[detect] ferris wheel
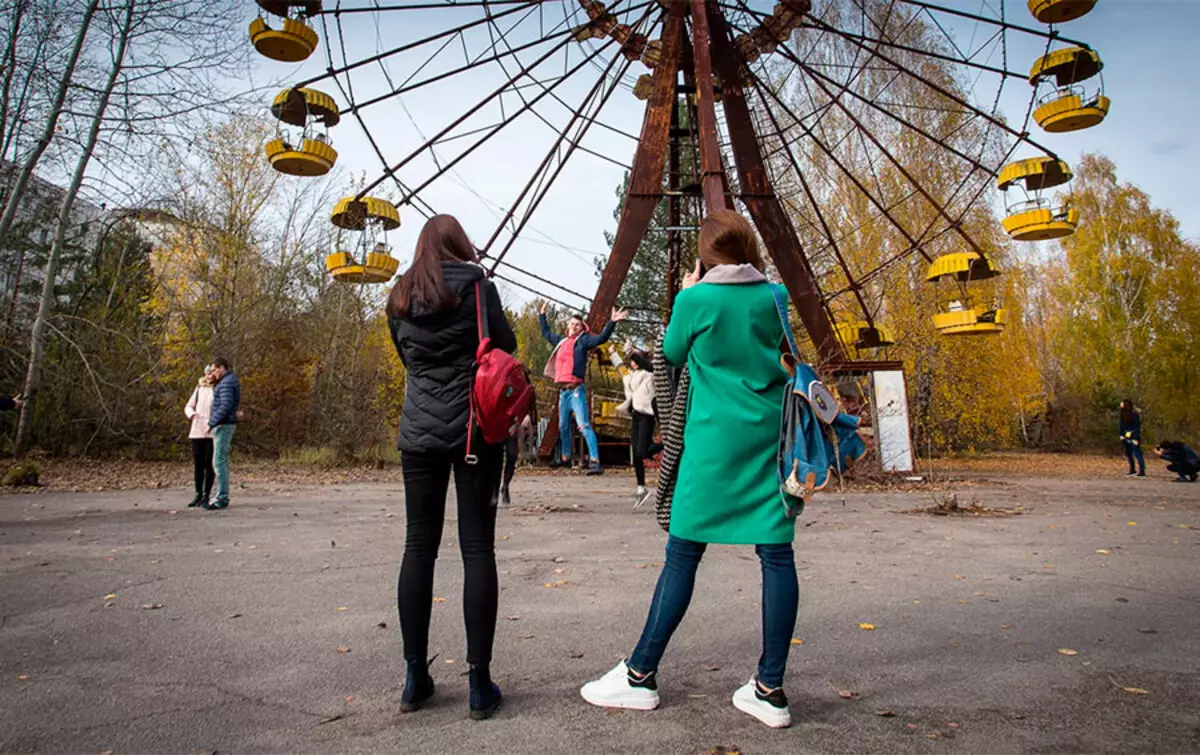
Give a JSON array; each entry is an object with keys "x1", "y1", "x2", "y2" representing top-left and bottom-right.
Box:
[{"x1": 248, "y1": 0, "x2": 1107, "y2": 358}]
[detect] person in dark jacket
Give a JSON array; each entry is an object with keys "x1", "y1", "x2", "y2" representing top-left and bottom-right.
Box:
[
  {"x1": 206, "y1": 357, "x2": 241, "y2": 509},
  {"x1": 1118, "y1": 399, "x2": 1145, "y2": 478},
  {"x1": 538, "y1": 302, "x2": 626, "y2": 474},
  {"x1": 1153, "y1": 440, "x2": 1200, "y2": 482},
  {"x1": 386, "y1": 214, "x2": 517, "y2": 721}
]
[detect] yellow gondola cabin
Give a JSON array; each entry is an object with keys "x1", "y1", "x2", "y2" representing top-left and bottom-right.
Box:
[
  {"x1": 327, "y1": 197, "x2": 402, "y2": 284},
  {"x1": 1030, "y1": 46, "x2": 1110, "y2": 133},
  {"x1": 249, "y1": 0, "x2": 321, "y2": 62},
  {"x1": 997, "y1": 157, "x2": 1078, "y2": 241},
  {"x1": 266, "y1": 88, "x2": 339, "y2": 177}
]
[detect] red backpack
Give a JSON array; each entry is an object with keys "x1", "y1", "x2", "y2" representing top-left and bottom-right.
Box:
[{"x1": 467, "y1": 280, "x2": 534, "y2": 461}]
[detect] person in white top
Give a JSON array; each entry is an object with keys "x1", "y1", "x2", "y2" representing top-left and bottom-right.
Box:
[
  {"x1": 184, "y1": 366, "x2": 217, "y2": 508},
  {"x1": 616, "y1": 351, "x2": 661, "y2": 508}
]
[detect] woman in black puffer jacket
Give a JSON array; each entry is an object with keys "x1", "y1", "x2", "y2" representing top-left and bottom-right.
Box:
[{"x1": 386, "y1": 214, "x2": 517, "y2": 720}]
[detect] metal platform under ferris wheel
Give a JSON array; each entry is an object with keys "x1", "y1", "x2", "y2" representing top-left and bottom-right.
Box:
[{"x1": 534, "y1": 0, "x2": 906, "y2": 468}]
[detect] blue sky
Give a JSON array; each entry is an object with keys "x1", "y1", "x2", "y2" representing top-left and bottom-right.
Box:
[{"x1": 249, "y1": 1, "x2": 1198, "y2": 309}]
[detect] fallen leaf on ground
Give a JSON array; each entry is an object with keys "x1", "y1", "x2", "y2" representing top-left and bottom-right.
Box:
[
  {"x1": 319, "y1": 714, "x2": 343, "y2": 725},
  {"x1": 1001, "y1": 624, "x2": 1013, "y2": 630},
  {"x1": 553, "y1": 568, "x2": 566, "y2": 575},
  {"x1": 1126, "y1": 521, "x2": 1136, "y2": 526},
  {"x1": 103, "y1": 593, "x2": 117, "y2": 600},
  {"x1": 543, "y1": 580, "x2": 566, "y2": 588},
  {"x1": 375, "y1": 622, "x2": 387, "y2": 629},
  {"x1": 17, "y1": 675, "x2": 28, "y2": 681},
  {"x1": 568, "y1": 652, "x2": 584, "y2": 659},
  {"x1": 505, "y1": 615, "x2": 520, "y2": 621},
  {"x1": 876, "y1": 709, "x2": 895, "y2": 717},
  {"x1": 706, "y1": 665, "x2": 721, "y2": 672},
  {"x1": 344, "y1": 696, "x2": 355, "y2": 702},
  {"x1": 1057, "y1": 648, "x2": 1078, "y2": 656},
  {"x1": 858, "y1": 623, "x2": 876, "y2": 631},
  {"x1": 519, "y1": 634, "x2": 536, "y2": 640},
  {"x1": 1095, "y1": 549, "x2": 1110, "y2": 555},
  {"x1": 140, "y1": 603, "x2": 163, "y2": 610},
  {"x1": 229, "y1": 613, "x2": 243, "y2": 619},
  {"x1": 953, "y1": 574, "x2": 965, "y2": 581},
  {"x1": 336, "y1": 607, "x2": 348, "y2": 612},
  {"x1": 336, "y1": 646, "x2": 351, "y2": 654},
  {"x1": 790, "y1": 638, "x2": 804, "y2": 645},
  {"x1": 837, "y1": 690, "x2": 860, "y2": 700},
  {"x1": 1121, "y1": 687, "x2": 1149, "y2": 695},
  {"x1": 432, "y1": 597, "x2": 446, "y2": 603},
  {"x1": 1138, "y1": 627, "x2": 1157, "y2": 634}
]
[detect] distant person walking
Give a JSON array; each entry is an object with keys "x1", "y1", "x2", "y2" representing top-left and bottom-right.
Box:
[
  {"x1": 580, "y1": 210, "x2": 803, "y2": 729},
  {"x1": 1119, "y1": 399, "x2": 1145, "y2": 478},
  {"x1": 206, "y1": 357, "x2": 241, "y2": 509},
  {"x1": 538, "y1": 302, "x2": 626, "y2": 474},
  {"x1": 617, "y1": 351, "x2": 661, "y2": 508},
  {"x1": 386, "y1": 214, "x2": 518, "y2": 720},
  {"x1": 184, "y1": 366, "x2": 217, "y2": 508}
]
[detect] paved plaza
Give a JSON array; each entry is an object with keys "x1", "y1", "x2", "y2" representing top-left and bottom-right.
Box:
[{"x1": 1, "y1": 469, "x2": 1197, "y2": 753}]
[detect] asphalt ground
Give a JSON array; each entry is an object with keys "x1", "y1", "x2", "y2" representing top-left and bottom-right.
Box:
[{"x1": 1, "y1": 469, "x2": 1197, "y2": 754}]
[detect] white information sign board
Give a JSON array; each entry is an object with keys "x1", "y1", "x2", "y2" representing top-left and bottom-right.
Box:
[{"x1": 872, "y1": 370, "x2": 913, "y2": 473}]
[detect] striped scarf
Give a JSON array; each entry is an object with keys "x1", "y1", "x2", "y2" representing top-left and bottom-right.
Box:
[{"x1": 652, "y1": 342, "x2": 689, "y2": 533}]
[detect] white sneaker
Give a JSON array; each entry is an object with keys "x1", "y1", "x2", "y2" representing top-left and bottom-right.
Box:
[
  {"x1": 633, "y1": 487, "x2": 653, "y2": 510},
  {"x1": 732, "y1": 678, "x2": 791, "y2": 728},
  {"x1": 581, "y1": 660, "x2": 660, "y2": 711}
]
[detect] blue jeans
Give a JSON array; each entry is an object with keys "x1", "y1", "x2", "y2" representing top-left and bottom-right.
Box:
[
  {"x1": 558, "y1": 385, "x2": 600, "y2": 463},
  {"x1": 212, "y1": 424, "x2": 236, "y2": 502},
  {"x1": 1124, "y1": 441, "x2": 1145, "y2": 474},
  {"x1": 628, "y1": 535, "x2": 799, "y2": 689}
]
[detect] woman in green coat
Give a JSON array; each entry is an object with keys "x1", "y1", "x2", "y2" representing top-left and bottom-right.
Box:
[{"x1": 581, "y1": 210, "x2": 799, "y2": 729}]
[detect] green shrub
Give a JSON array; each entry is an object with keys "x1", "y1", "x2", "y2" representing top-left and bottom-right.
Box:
[{"x1": 3, "y1": 461, "x2": 40, "y2": 487}]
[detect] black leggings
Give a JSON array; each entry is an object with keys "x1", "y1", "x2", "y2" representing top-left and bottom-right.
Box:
[
  {"x1": 191, "y1": 438, "x2": 214, "y2": 496},
  {"x1": 631, "y1": 412, "x2": 663, "y2": 488},
  {"x1": 399, "y1": 445, "x2": 502, "y2": 666},
  {"x1": 502, "y1": 436, "x2": 518, "y2": 492}
]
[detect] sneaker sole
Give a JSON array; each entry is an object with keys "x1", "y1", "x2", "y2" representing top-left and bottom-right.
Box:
[
  {"x1": 732, "y1": 689, "x2": 791, "y2": 729},
  {"x1": 580, "y1": 687, "x2": 659, "y2": 711}
]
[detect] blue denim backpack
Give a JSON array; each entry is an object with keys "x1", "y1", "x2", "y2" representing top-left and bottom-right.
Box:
[{"x1": 770, "y1": 285, "x2": 867, "y2": 518}]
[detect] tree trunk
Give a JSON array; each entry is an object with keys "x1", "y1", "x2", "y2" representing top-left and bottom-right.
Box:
[
  {"x1": 0, "y1": 0, "x2": 29, "y2": 161},
  {"x1": 0, "y1": 0, "x2": 99, "y2": 251},
  {"x1": 14, "y1": 0, "x2": 134, "y2": 455}
]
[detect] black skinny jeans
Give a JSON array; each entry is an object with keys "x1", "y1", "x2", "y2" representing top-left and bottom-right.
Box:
[
  {"x1": 631, "y1": 412, "x2": 662, "y2": 488},
  {"x1": 191, "y1": 438, "x2": 214, "y2": 496},
  {"x1": 399, "y1": 445, "x2": 502, "y2": 667}
]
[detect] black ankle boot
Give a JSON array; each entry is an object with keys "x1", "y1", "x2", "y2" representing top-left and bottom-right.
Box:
[
  {"x1": 400, "y1": 659, "x2": 436, "y2": 713},
  {"x1": 468, "y1": 665, "x2": 502, "y2": 720},
  {"x1": 187, "y1": 492, "x2": 204, "y2": 508}
]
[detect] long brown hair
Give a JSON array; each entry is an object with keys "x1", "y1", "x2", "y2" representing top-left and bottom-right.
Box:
[
  {"x1": 698, "y1": 209, "x2": 763, "y2": 271},
  {"x1": 1119, "y1": 399, "x2": 1135, "y2": 425},
  {"x1": 387, "y1": 214, "x2": 479, "y2": 318}
]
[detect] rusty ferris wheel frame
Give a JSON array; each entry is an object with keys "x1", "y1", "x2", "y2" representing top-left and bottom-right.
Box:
[{"x1": 285, "y1": 0, "x2": 1085, "y2": 456}]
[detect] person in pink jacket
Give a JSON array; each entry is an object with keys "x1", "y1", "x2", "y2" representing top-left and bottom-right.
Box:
[{"x1": 184, "y1": 366, "x2": 217, "y2": 508}]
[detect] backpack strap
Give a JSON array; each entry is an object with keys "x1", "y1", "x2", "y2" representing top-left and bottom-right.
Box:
[
  {"x1": 466, "y1": 280, "x2": 487, "y2": 465},
  {"x1": 770, "y1": 284, "x2": 799, "y2": 375}
]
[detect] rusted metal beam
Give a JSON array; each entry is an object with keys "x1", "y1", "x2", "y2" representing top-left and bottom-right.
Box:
[
  {"x1": 537, "y1": 0, "x2": 686, "y2": 462},
  {"x1": 688, "y1": 0, "x2": 727, "y2": 214},
  {"x1": 666, "y1": 94, "x2": 682, "y2": 318},
  {"x1": 702, "y1": 1, "x2": 846, "y2": 365}
]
